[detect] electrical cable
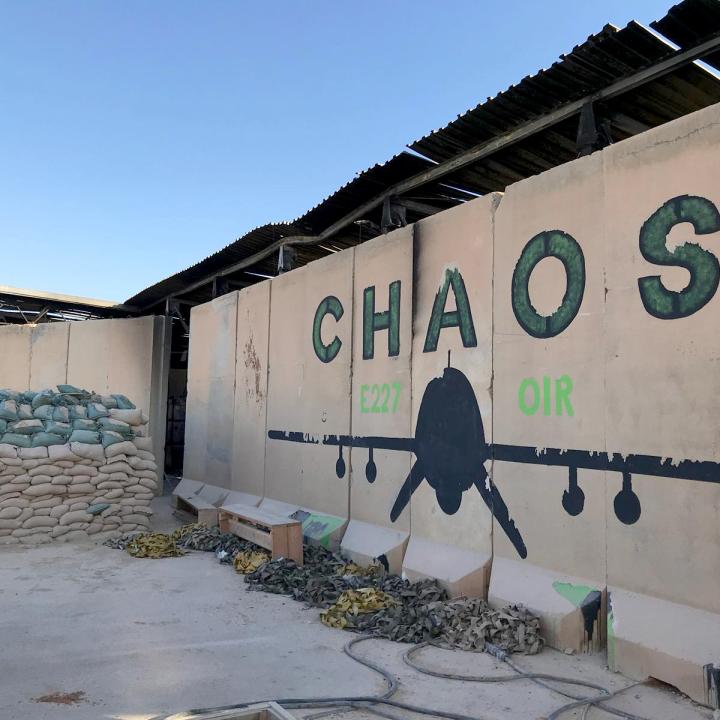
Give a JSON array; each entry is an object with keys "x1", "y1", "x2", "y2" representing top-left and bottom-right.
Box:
[
  {"x1": 405, "y1": 642, "x2": 650, "y2": 720},
  {"x1": 150, "y1": 636, "x2": 656, "y2": 720},
  {"x1": 547, "y1": 681, "x2": 646, "y2": 720},
  {"x1": 150, "y1": 636, "x2": 490, "y2": 720}
]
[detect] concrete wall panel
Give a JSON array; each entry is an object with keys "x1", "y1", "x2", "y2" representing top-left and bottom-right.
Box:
[
  {"x1": 490, "y1": 152, "x2": 607, "y2": 651},
  {"x1": 231, "y1": 281, "x2": 271, "y2": 504},
  {"x1": 183, "y1": 293, "x2": 238, "y2": 490},
  {"x1": 341, "y1": 227, "x2": 413, "y2": 572},
  {"x1": 601, "y1": 106, "x2": 720, "y2": 699},
  {"x1": 29, "y1": 323, "x2": 69, "y2": 389},
  {"x1": 0, "y1": 326, "x2": 31, "y2": 389},
  {"x1": 405, "y1": 195, "x2": 499, "y2": 596},
  {"x1": 263, "y1": 249, "x2": 354, "y2": 546}
]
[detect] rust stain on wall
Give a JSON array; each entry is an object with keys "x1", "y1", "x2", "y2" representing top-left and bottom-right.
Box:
[{"x1": 243, "y1": 336, "x2": 263, "y2": 403}]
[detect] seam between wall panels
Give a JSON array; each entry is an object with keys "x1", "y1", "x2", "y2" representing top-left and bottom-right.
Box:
[
  {"x1": 346, "y1": 248, "x2": 356, "y2": 521},
  {"x1": 261, "y1": 281, "x2": 272, "y2": 504},
  {"x1": 27, "y1": 327, "x2": 32, "y2": 391},
  {"x1": 408, "y1": 224, "x2": 415, "y2": 539},
  {"x1": 231, "y1": 295, "x2": 239, "y2": 492},
  {"x1": 489, "y1": 192, "x2": 503, "y2": 571},
  {"x1": 64, "y1": 323, "x2": 70, "y2": 385}
]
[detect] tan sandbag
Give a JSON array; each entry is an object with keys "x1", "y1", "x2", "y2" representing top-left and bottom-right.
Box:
[
  {"x1": 24, "y1": 484, "x2": 63, "y2": 496},
  {"x1": 21, "y1": 459, "x2": 46, "y2": 470},
  {"x1": 29, "y1": 464, "x2": 62, "y2": 477},
  {"x1": 99, "y1": 461, "x2": 133, "y2": 475},
  {"x1": 70, "y1": 442, "x2": 105, "y2": 461},
  {"x1": 108, "y1": 409, "x2": 144, "y2": 426},
  {"x1": 51, "y1": 475, "x2": 72, "y2": 485},
  {"x1": 133, "y1": 436, "x2": 153, "y2": 452},
  {"x1": 30, "y1": 475, "x2": 53, "y2": 485},
  {"x1": 23, "y1": 516, "x2": 58, "y2": 529},
  {"x1": 66, "y1": 465, "x2": 97, "y2": 476},
  {"x1": 0, "y1": 507, "x2": 22, "y2": 519},
  {"x1": 50, "y1": 505, "x2": 69, "y2": 519},
  {"x1": 0, "y1": 444, "x2": 18, "y2": 459},
  {"x1": 48, "y1": 444, "x2": 81, "y2": 462},
  {"x1": 68, "y1": 483, "x2": 95, "y2": 495},
  {"x1": 0, "y1": 497, "x2": 28, "y2": 509},
  {"x1": 32, "y1": 496, "x2": 62, "y2": 508},
  {"x1": 60, "y1": 510, "x2": 92, "y2": 525},
  {"x1": 18, "y1": 447, "x2": 49, "y2": 460},
  {"x1": 105, "y1": 442, "x2": 138, "y2": 459}
]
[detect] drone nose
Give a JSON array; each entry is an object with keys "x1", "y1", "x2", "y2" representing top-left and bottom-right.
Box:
[{"x1": 436, "y1": 487, "x2": 462, "y2": 515}]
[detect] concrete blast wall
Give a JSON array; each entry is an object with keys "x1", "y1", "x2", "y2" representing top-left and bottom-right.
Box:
[
  {"x1": 183, "y1": 103, "x2": 720, "y2": 703},
  {"x1": 0, "y1": 316, "x2": 170, "y2": 472}
]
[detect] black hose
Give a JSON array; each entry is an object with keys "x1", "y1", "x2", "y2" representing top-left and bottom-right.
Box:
[
  {"x1": 150, "y1": 636, "x2": 654, "y2": 720},
  {"x1": 405, "y1": 641, "x2": 651, "y2": 720}
]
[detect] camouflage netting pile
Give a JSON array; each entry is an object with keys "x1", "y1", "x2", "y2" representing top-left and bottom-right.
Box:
[
  {"x1": 0, "y1": 385, "x2": 158, "y2": 546},
  {"x1": 109, "y1": 523, "x2": 544, "y2": 654}
]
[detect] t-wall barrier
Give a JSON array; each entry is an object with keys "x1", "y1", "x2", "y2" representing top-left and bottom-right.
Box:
[{"x1": 183, "y1": 102, "x2": 720, "y2": 704}]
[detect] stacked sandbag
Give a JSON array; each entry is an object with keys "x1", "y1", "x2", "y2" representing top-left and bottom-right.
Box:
[{"x1": 0, "y1": 385, "x2": 159, "y2": 546}]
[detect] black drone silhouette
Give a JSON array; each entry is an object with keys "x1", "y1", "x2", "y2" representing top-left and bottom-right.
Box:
[{"x1": 268, "y1": 364, "x2": 720, "y2": 559}]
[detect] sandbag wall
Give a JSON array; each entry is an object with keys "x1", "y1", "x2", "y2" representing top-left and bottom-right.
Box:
[
  {"x1": 0, "y1": 316, "x2": 171, "y2": 469},
  {"x1": 0, "y1": 387, "x2": 159, "y2": 546},
  {"x1": 183, "y1": 103, "x2": 720, "y2": 703}
]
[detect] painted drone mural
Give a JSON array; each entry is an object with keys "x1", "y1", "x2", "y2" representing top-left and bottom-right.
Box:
[{"x1": 268, "y1": 361, "x2": 720, "y2": 560}]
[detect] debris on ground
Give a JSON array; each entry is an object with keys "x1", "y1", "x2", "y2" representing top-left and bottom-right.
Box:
[
  {"x1": 33, "y1": 691, "x2": 86, "y2": 705},
  {"x1": 104, "y1": 522, "x2": 545, "y2": 653}
]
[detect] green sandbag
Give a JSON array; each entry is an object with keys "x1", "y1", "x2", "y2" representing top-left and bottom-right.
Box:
[
  {"x1": 52, "y1": 406, "x2": 69, "y2": 422},
  {"x1": 72, "y1": 418, "x2": 97, "y2": 431},
  {"x1": 87, "y1": 403, "x2": 109, "y2": 419},
  {"x1": 1, "y1": 433, "x2": 31, "y2": 448},
  {"x1": 101, "y1": 430, "x2": 125, "y2": 448},
  {"x1": 68, "y1": 429, "x2": 100, "y2": 445},
  {"x1": 101, "y1": 395, "x2": 119, "y2": 409},
  {"x1": 18, "y1": 404, "x2": 33, "y2": 420},
  {"x1": 20, "y1": 390, "x2": 37, "y2": 404},
  {"x1": 31, "y1": 390, "x2": 54, "y2": 410},
  {"x1": 0, "y1": 419, "x2": 6, "y2": 434},
  {"x1": 0, "y1": 390, "x2": 21, "y2": 401},
  {"x1": 69, "y1": 405, "x2": 87, "y2": 420},
  {"x1": 33, "y1": 405, "x2": 55, "y2": 420},
  {"x1": 9, "y1": 419, "x2": 44, "y2": 435},
  {"x1": 57, "y1": 384, "x2": 84, "y2": 395},
  {"x1": 0, "y1": 400, "x2": 18, "y2": 422},
  {"x1": 98, "y1": 417, "x2": 133, "y2": 436},
  {"x1": 45, "y1": 421, "x2": 71, "y2": 437},
  {"x1": 112, "y1": 394, "x2": 136, "y2": 410},
  {"x1": 31, "y1": 432, "x2": 66, "y2": 447}
]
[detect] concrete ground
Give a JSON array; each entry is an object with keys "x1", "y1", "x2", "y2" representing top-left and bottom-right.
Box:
[{"x1": 0, "y1": 497, "x2": 713, "y2": 720}]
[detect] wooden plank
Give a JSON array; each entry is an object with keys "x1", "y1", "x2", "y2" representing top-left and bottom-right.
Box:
[
  {"x1": 224, "y1": 516, "x2": 273, "y2": 552},
  {"x1": 286, "y1": 523, "x2": 303, "y2": 564},
  {"x1": 220, "y1": 503, "x2": 298, "y2": 527}
]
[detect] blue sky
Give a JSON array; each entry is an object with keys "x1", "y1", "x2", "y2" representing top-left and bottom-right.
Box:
[{"x1": 1, "y1": 0, "x2": 674, "y2": 302}]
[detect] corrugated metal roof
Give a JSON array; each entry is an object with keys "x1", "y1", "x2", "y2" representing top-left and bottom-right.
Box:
[
  {"x1": 651, "y1": 0, "x2": 720, "y2": 70},
  {"x1": 408, "y1": 20, "x2": 720, "y2": 192},
  {"x1": 126, "y1": 3, "x2": 720, "y2": 312}
]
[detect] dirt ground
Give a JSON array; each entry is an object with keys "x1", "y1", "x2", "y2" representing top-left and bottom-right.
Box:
[{"x1": 0, "y1": 497, "x2": 713, "y2": 720}]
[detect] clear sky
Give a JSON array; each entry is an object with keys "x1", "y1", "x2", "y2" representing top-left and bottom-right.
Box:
[{"x1": 1, "y1": 0, "x2": 674, "y2": 302}]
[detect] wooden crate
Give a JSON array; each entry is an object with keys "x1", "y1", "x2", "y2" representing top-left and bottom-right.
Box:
[
  {"x1": 219, "y1": 503, "x2": 303, "y2": 565},
  {"x1": 173, "y1": 494, "x2": 219, "y2": 527}
]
